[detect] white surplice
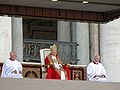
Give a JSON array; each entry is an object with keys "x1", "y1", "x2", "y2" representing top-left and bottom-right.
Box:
[
  {"x1": 1, "y1": 59, "x2": 23, "y2": 78},
  {"x1": 52, "y1": 55, "x2": 65, "y2": 80},
  {"x1": 87, "y1": 62, "x2": 107, "y2": 82}
]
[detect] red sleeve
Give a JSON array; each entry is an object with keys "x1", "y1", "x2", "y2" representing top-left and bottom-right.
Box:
[
  {"x1": 45, "y1": 56, "x2": 51, "y2": 71},
  {"x1": 45, "y1": 56, "x2": 50, "y2": 65}
]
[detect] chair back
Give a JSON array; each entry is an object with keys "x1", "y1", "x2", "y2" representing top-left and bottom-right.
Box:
[{"x1": 40, "y1": 49, "x2": 51, "y2": 72}]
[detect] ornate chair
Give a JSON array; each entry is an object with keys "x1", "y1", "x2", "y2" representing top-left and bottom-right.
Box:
[{"x1": 40, "y1": 49, "x2": 51, "y2": 79}]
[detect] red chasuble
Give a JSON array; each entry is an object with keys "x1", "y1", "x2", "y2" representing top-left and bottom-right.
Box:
[{"x1": 45, "y1": 53, "x2": 70, "y2": 80}]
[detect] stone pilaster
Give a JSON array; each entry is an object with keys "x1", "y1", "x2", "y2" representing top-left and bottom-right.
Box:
[
  {"x1": 75, "y1": 22, "x2": 89, "y2": 65},
  {"x1": 12, "y1": 17, "x2": 23, "y2": 62},
  {"x1": 57, "y1": 21, "x2": 70, "y2": 42},
  {"x1": 71, "y1": 22, "x2": 76, "y2": 42},
  {"x1": 89, "y1": 23, "x2": 99, "y2": 61}
]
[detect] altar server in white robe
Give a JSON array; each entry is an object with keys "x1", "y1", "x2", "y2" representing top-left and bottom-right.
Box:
[
  {"x1": 1, "y1": 51, "x2": 23, "y2": 78},
  {"x1": 87, "y1": 54, "x2": 107, "y2": 82}
]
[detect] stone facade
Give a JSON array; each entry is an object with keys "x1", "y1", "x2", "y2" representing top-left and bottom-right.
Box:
[
  {"x1": 0, "y1": 15, "x2": 120, "y2": 82},
  {"x1": 0, "y1": 16, "x2": 12, "y2": 62}
]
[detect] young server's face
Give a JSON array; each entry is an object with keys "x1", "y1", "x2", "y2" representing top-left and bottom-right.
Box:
[{"x1": 94, "y1": 54, "x2": 100, "y2": 63}]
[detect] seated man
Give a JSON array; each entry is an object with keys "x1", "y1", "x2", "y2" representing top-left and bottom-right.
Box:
[
  {"x1": 1, "y1": 51, "x2": 23, "y2": 78},
  {"x1": 45, "y1": 44, "x2": 70, "y2": 80},
  {"x1": 87, "y1": 54, "x2": 107, "y2": 82}
]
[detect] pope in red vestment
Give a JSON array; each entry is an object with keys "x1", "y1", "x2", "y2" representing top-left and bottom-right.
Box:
[{"x1": 45, "y1": 44, "x2": 70, "y2": 80}]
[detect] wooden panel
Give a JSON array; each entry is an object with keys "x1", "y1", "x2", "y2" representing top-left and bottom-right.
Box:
[
  {"x1": 105, "y1": 9, "x2": 120, "y2": 22},
  {"x1": 113, "y1": 11, "x2": 120, "y2": 18},
  {"x1": 26, "y1": 7, "x2": 34, "y2": 16},
  {"x1": 69, "y1": 65, "x2": 87, "y2": 80},
  {"x1": 106, "y1": 12, "x2": 119, "y2": 20},
  {"x1": 74, "y1": 11, "x2": 82, "y2": 20},
  {"x1": 51, "y1": 9, "x2": 60, "y2": 18},
  {"x1": 97, "y1": 12, "x2": 104, "y2": 22},
  {"x1": 10, "y1": 6, "x2": 18, "y2": 15},
  {"x1": 60, "y1": 10, "x2": 67, "y2": 19},
  {"x1": 89, "y1": 12, "x2": 97, "y2": 21},
  {"x1": 22, "y1": 63, "x2": 42, "y2": 78},
  {"x1": 0, "y1": 5, "x2": 9, "y2": 14},
  {"x1": 43, "y1": 8, "x2": 51, "y2": 17},
  {"x1": 34, "y1": 8, "x2": 42, "y2": 16},
  {"x1": 105, "y1": 13, "x2": 111, "y2": 20},
  {"x1": 66, "y1": 10, "x2": 74, "y2": 19},
  {"x1": 18, "y1": 6, "x2": 26, "y2": 15},
  {"x1": 0, "y1": 4, "x2": 114, "y2": 22},
  {"x1": 0, "y1": 6, "x2": 2, "y2": 13},
  {"x1": 82, "y1": 11, "x2": 90, "y2": 20}
]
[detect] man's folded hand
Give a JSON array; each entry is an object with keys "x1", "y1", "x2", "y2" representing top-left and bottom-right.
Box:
[
  {"x1": 19, "y1": 71, "x2": 22, "y2": 74},
  {"x1": 12, "y1": 70, "x2": 17, "y2": 74}
]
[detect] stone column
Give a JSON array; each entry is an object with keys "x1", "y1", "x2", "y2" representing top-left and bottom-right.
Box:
[
  {"x1": 12, "y1": 17, "x2": 23, "y2": 62},
  {"x1": 89, "y1": 23, "x2": 99, "y2": 61},
  {"x1": 71, "y1": 22, "x2": 76, "y2": 42},
  {"x1": 100, "y1": 18, "x2": 120, "y2": 82},
  {"x1": 57, "y1": 21, "x2": 70, "y2": 42},
  {"x1": 75, "y1": 22, "x2": 89, "y2": 65},
  {"x1": 0, "y1": 16, "x2": 12, "y2": 62}
]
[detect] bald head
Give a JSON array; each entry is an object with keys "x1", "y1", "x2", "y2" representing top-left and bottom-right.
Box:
[
  {"x1": 10, "y1": 51, "x2": 16, "y2": 61},
  {"x1": 93, "y1": 54, "x2": 100, "y2": 63}
]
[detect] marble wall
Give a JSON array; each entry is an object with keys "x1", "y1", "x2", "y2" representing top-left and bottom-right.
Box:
[
  {"x1": 0, "y1": 16, "x2": 23, "y2": 62},
  {"x1": 100, "y1": 18, "x2": 120, "y2": 82},
  {"x1": 0, "y1": 16, "x2": 12, "y2": 62}
]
